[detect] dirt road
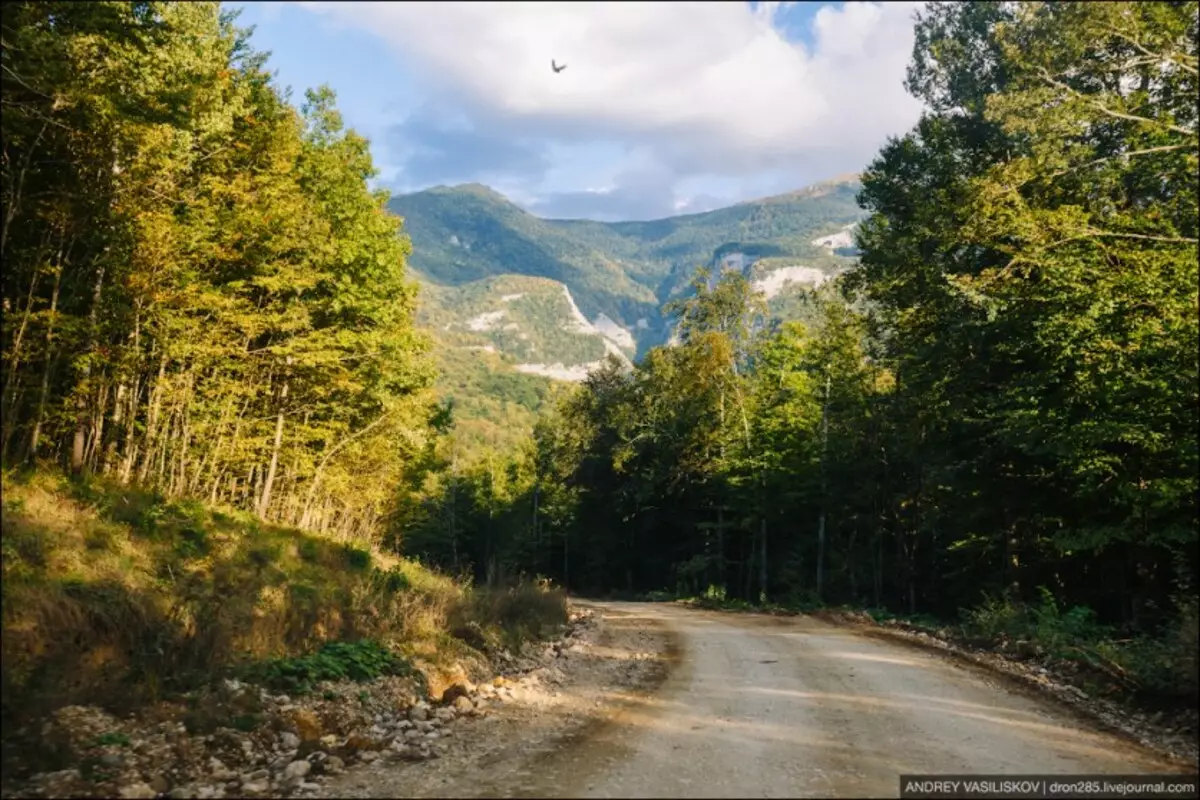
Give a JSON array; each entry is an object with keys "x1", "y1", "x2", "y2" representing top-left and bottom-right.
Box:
[
  {"x1": 520, "y1": 602, "x2": 1185, "y2": 799},
  {"x1": 314, "y1": 602, "x2": 1187, "y2": 799}
]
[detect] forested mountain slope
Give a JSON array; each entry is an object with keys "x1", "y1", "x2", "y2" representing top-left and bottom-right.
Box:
[
  {"x1": 395, "y1": 0, "x2": 1199, "y2": 709},
  {"x1": 391, "y1": 178, "x2": 866, "y2": 439}
]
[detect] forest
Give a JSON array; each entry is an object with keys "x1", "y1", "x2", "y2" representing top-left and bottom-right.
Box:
[
  {"x1": 1, "y1": 0, "x2": 1197, "y2": 717},
  {"x1": 1, "y1": 1, "x2": 438, "y2": 539},
  {"x1": 394, "y1": 2, "x2": 1199, "y2": 698}
]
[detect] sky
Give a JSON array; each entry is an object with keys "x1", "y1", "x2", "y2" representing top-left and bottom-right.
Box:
[{"x1": 224, "y1": 1, "x2": 926, "y2": 221}]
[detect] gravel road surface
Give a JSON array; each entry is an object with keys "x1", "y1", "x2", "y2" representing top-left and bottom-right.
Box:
[{"x1": 530, "y1": 602, "x2": 1186, "y2": 799}]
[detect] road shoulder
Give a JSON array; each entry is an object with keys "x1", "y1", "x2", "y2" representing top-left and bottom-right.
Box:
[{"x1": 311, "y1": 602, "x2": 678, "y2": 799}]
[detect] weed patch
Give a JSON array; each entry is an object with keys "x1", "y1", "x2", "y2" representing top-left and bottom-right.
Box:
[
  {"x1": 240, "y1": 640, "x2": 416, "y2": 696},
  {"x1": 454, "y1": 581, "x2": 568, "y2": 652}
]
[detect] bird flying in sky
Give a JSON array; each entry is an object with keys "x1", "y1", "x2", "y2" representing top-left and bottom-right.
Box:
[{"x1": 551, "y1": 59, "x2": 567, "y2": 73}]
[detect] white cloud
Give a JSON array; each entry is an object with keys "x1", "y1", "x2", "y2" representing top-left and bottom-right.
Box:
[{"x1": 298, "y1": 1, "x2": 925, "y2": 217}]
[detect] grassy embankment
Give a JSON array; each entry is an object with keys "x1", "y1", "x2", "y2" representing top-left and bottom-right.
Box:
[{"x1": 0, "y1": 467, "x2": 567, "y2": 735}]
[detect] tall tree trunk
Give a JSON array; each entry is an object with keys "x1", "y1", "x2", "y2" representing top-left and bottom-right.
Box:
[
  {"x1": 28, "y1": 249, "x2": 65, "y2": 462},
  {"x1": 84, "y1": 379, "x2": 109, "y2": 470},
  {"x1": 759, "y1": 516, "x2": 768, "y2": 602},
  {"x1": 1, "y1": 121, "x2": 49, "y2": 259},
  {"x1": 72, "y1": 262, "x2": 107, "y2": 475},
  {"x1": 816, "y1": 372, "x2": 830, "y2": 601},
  {"x1": 299, "y1": 410, "x2": 393, "y2": 528},
  {"x1": 257, "y1": 375, "x2": 289, "y2": 519},
  {"x1": 117, "y1": 311, "x2": 143, "y2": 482},
  {"x1": 2, "y1": 248, "x2": 44, "y2": 457},
  {"x1": 137, "y1": 354, "x2": 168, "y2": 482},
  {"x1": 102, "y1": 382, "x2": 127, "y2": 474}
]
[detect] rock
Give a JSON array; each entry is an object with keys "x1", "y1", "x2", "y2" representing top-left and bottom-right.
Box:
[
  {"x1": 289, "y1": 709, "x2": 322, "y2": 743},
  {"x1": 440, "y1": 681, "x2": 473, "y2": 706},
  {"x1": 167, "y1": 787, "x2": 196, "y2": 800},
  {"x1": 397, "y1": 720, "x2": 413, "y2": 731},
  {"x1": 279, "y1": 731, "x2": 300, "y2": 751},
  {"x1": 323, "y1": 756, "x2": 345, "y2": 775},
  {"x1": 100, "y1": 753, "x2": 126, "y2": 768},
  {"x1": 434, "y1": 707, "x2": 456, "y2": 723},
  {"x1": 453, "y1": 696, "x2": 474, "y2": 714},
  {"x1": 342, "y1": 733, "x2": 383, "y2": 754},
  {"x1": 319, "y1": 734, "x2": 339, "y2": 750},
  {"x1": 243, "y1": 769, "x2": 270, "y2": 783},
  {"x1": 119, "y1": 783, "x2": 158, "y2": 799},
  {"x1": 240, "y1": 781, "x2": 269, "y2": 795},
  {"x1": 404, "y1": 729, "x2": 423, "y2": 740},
  {"x1": 148, "y1": 775, "x2": 170, "y2": 794},
  {"x1": 408, "y1": 705, "x2": 428, "y2": 722},
  {"x1": 359, "y1": 751, "x2": 379, "y2": 763},
  {"x1": 283, "y1": 760, "x2": 312, "y2": 781},
  {"x1": 425, "y1": 732, "x2": 440, "y2": 741}
]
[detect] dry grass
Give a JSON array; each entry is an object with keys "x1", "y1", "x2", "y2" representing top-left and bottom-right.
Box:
[{"x1": 0, "y1": 468, "x2": 567, "y2": 732}]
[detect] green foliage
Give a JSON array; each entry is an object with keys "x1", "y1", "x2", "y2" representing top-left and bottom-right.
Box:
[
  {"x1": 959, "y1": 590, "x2": 1198, "y2": 703},
  {"x1": 0, "y1": 0, "x2": 437, "y2": 540},
  {"x1": 92, "y1": 732, "x2": 130, "y2": 748},
  {"x1": 455, "y1": 582, "x2": 569, "y2": 651},
  {"x1": 341, "y1": 545, "x2": 372, "y2": 572},
  {"x1": 394, "y1": 2, "x2": 1197, "y2": 709},
  {"x1": 230, "y1": 714, "x2": 261, "y2": 733},
  {"x1": 241, "y1": 640, "x2": 414, "y2": 696}
]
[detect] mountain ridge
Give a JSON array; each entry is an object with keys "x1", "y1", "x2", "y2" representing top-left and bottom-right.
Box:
[{"x1": 390, "y1": 176, "x2": 866, "y2": 438}]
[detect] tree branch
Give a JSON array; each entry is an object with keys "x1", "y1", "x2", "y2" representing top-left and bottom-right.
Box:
[
  {"x1": 1098, "y1": 24, "x2": 1199, "y2": 77},
  {"x1": 1048, "y1": 143, "x2": 1198, "y2": 180},
  {"x1": 1038, "y1": 68, "x2": 1198, "y2": 138}
]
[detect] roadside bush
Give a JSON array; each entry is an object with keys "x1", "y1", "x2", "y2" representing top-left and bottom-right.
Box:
[
  {"x1": 455, "y1": 581, "x2": 568, "y2": 651},
  {"x1": 240, "y1": 640, "x2": 416, "y2": 696},
  {"x1": 962, "y1": 592, "x2": 1026, "y2": 640},
  {"x1": 959, "y1": 586, "x2": 1198, "y2": 703}
]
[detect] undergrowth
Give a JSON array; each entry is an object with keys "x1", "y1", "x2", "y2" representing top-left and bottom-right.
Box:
[
  {"x1": 958, "y1": 587, "x2": 1198, "y2": 704},
  {"x1": 240, "y1": 639, "x2": 419, "y2": 696},
  {"x1": 0, "y1": 467, "x2": 567, "y2": 731}
]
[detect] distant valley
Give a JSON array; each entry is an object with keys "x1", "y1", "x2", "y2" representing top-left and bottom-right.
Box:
[{"x1": 387, "y1": 177, "x2": 866, "y2": 445}]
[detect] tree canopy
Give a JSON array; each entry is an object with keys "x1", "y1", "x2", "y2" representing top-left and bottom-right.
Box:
[{"x1": 1, "y1": 2, "x2": 435, "y2": 539}]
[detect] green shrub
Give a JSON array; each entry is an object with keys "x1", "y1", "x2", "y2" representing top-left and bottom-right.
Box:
[
  {"x1": 241, "y1": 640, "x2": 414, "y2": 696},
  {"x1": 341, "y1": 545, "x2": 372, "y2": 572},
  {"x1": 174, "y1": 527, "x2": 210, "y2": 561},
  {"x1": 459, "y1": 582, "x2": 568, "y2": 650},
  {"x1": 297, "y1": 539, "x2": 321, "y2": 563},
  {"x1": 231, "y1": 714, "x2": 261, "y2": 732},
  {"x1": 93, "y1": 732, "x2": 130, "y2": 748},
  {"x1": 379, "y1": 567, "x2": 410, "y2": 593}
]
